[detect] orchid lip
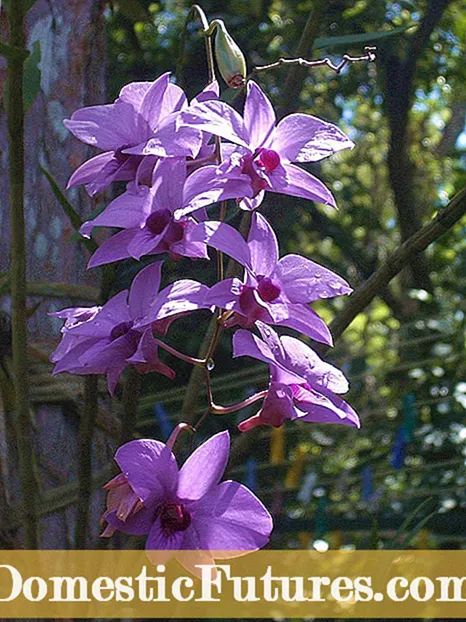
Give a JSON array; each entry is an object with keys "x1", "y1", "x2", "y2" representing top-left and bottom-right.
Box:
[
  {"x1": 110, "y1": 321, "x2": 134, "y2": 341},
  {"x1": 159, "y1": 503, "x2": 191, "y2": 533},
  {"x1": 255, "y1": 148, "x2": 280, "y2": 172},
  {"x1": 145, "y1": 209, "x2": 172, "y2": 235}
]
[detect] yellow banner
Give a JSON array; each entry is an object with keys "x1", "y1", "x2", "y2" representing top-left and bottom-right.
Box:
[{"x1": 0, "y1": 550, "x2": 465, "y2": 618}]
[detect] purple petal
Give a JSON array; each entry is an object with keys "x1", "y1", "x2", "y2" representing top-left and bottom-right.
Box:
[
  {"x1": 87, "y1": 229, "x2": 138, "y2": 268},
  {"x1": 206, "y1": 278, "x2": 244, "y2": 311},
  {"x1": 239, "y1": 191, "x2": 265, "y2": 211},
  {"x1": 270, "y1": 163, "x2": 337, "y2": 207},
  {"x1": 180, "y1": 165, "x2": 253, "y2": 216},
  {"x1": 273, "y1": 113, "x2": 354, "y2": 162},
  {"x1": 192, "y1": 80, "x2": 220, "y2": 104},
  {"x1": 125, "y1": 119, "x2": 202, "y2": 159},
  {"x1": 233, "y1": 328, "x2": 305, "y2": 385},
  {"x1": 104, "y1": 506, "x2": 155, "y2": 535},
  {"x1": 146, "y1": 518, "x2": 184, "y2": 551},
  {"x1": 189, "y1": 481, "x2": 272, "y2": 551},
  {"x1": 293, "y1": 386, "x2": 360, "y2": 428},
  {"x1": 280, "y1": 335, "x2": 349, "y2": 393},
  {"x1": 64, "y1": 101, "x2": 147, "y2": 151},
  {"x1": 66, "y1": 290, "x2": 130, "y2": 337},
  {"x1": 244, "y1": 81, "x2": 276, "y2": 150},
  {"x1": 160, "y1": 82, "x2": 188, "y2": 117},
  {"x1": 137, "y1": 279, "x2": 209, "y2": 327},
  {"x1": 178, "y1": 431, "x2": 230, "y2": 501},
  {"x1": 177, "y1": 101, "x2": 249, "y2": 147},
  {"x1": 129, "y1": 262, "x2": 163, "y2": 321},
  {"x1": 274, "y1": 303, "x2": 333, "y2": 345},
  {"x1": 115, "y1": 439, "x2": 179, "y2": 506},
  {"x1": 189, "y1": 221, "x2": 251, "y2": 269},
  {"x1": 138, "y1": 72, "x2": 170, "y2": 125},
  {"x1": 67, "y1": 152, "x2": 115, "y2": 189},
  {"x1": 239, "y1": 383, "x2": 297, "y2": 430},
  {"x1": 149, "y1": 158, "x2": 186, "y2": 213},
  {"x1": 126, "y1": 330, "x2": 176, "y2": 380},
  {"x1": 275, "y1": 254, "x2": 352, "y2": 303},
  {"x1": 127, "y1": 227, "x2": 166, "y2": 261},
  {"x1": 247, "y1": 213, "x2": 279, "y2": 277},
  {"x1": 170, "y1": 218, "x2": 209, "y2": 260},
  {"x1": 80, "y1": 186, "x2": 148, "y2": 238},
  {"x1": 119, "y1": 81, "x2": 151, "y2": 108}
]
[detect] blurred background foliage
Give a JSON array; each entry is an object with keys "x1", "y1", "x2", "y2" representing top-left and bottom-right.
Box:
[{"x1": 86, "y1": 0, "x2": 466, "y2": 549}]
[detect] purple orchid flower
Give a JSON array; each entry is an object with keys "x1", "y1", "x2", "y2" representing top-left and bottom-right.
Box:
[
  {"x1": 190, "y1": 212, "x2": 352, "y2": 344},
  {"x1": 233, "y1": 322, "x2": 360, "y2": 432},
  {"x1": 65, "y1": 74, "x2": 217, "y2": 196},
  {"x1": 101, "y1": 431, "x2": 272, "y2": 574},
  {"x1": 176, "y1": 80, "x2": 354, "y2": 214},
  {"x1": 51, "y1": 262, "x2": 209, "y2": 394},
  {"x1": 79, "y1": 158, "x2": 209, "y2": 268}
]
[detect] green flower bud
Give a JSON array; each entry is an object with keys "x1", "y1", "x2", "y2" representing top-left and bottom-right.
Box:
[{"x1": 209, "y1": 20, "x2": 247, "y2": 89}]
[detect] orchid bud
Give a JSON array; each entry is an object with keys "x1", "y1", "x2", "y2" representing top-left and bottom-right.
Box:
[{"x1": 209, "y1": 20, "x2": 247, "y2": 89}]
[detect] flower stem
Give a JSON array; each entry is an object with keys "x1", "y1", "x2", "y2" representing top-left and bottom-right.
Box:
[
  {"x1": 119, "y1": 366, "x2": 141, "y2": 446},
  {"x1": 210, "y1": 390, "x2": 268, "y2": 415},
  {"x1": 75, "y1": 375, "x2": 98, "y2": 549},
  {"x1": 155, "y1": 339, "x2": 205, "y2": 367},
  {"x1": 177, "y1": 4, "x2": 216, "y2": 85},
  {"x1": 7, "y1": 0, "x2": 39, "y2": 549}
]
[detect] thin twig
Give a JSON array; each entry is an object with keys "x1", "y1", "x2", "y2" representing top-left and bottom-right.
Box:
[
  {"x1": 7, "y1": 0, "x2": 39, "y2": 549},
  {"x1": 254, "y1": 46, "x2": 377, "y2": 75}
]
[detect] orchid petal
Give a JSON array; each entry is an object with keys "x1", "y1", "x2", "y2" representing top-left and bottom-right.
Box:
[
  {"x1": 244, "y1": 81, "x2": 276, "y2": 150},
  {"x1": 280, "y1": 335, "x2": 349, "y2": 393},
  {"x1": 270, "y1": 163, "x2": 337, "y2": 207},
  {"x1": 138, "y1": 72, "x2": 170, "y2": 126},
  {"x1": 205, "y1": 279, "x2": 243, "y2": 311},
  {"x1": 64, "y1": 101, "x2": 147, "y2": 151},
  {"x1": 178, "y1": 100, "x2": 249, "y2": 147},
  {"x1": 273, "y1": 113, "x2": 354, "y2": 162},
  {"x1": 178, "y1": 431, "x2": 230, "y2": 501},
  {"x1": 87, "y1": 229, "x2": 138, "y2": 268},
  {"x1": 80, "y1": 186, "x2": 148, "y2": 238},
  {"x1": 275, "y1": 254, "x2": 352, "y2": 303},
  {"x1": 180, "y1": 165, "x2": 253, "y2": 216},
  {"x1": 66, "y1": 152, "x2": 115, "y2": 190},
  {"x1": 189, "y1": 221, "x2": 251, "y2": 269},
  {"x1": 293, "y1": 386, "x2": 360, "y2": 428},
  {"x1": 274, "y1": 303, "x2": 333, "y2": 345},
  {"x1": 247, "y1": 213, "x2": 279, "y2": 277},
  {"x1": 189, "y1": 480, "x2": 272, "y2": 551},
  {"x1": 66, "y1": 290, "x2": 130, "y2": 337},
  {"x1": 129, "y1": 262, "x2": 163, "y2": 321},
  {"x1": 104, "y1": 506, "x2": 154, "y2": 536},
  {"x1": 115, "y1": 439, "x2": 178, "y2": 506},
  {"x1": 146, "y1": 518, "x2": 184, "y2": 551}
]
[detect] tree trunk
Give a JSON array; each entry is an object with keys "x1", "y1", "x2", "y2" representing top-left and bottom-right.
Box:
[{"x1": 0, "y1": 0, "x2": 113, "y2": 548}]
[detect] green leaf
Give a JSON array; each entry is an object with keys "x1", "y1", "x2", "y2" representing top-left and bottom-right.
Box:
[
  {"x1": 0, "y1": 41, "x2": 29, "y2": 62},
  {"x1": 397, "y1": 509, "x2": 439, "y2": 550},
  {"x1": 41, "y1": 167, "x2": 98, "y2": 254},
  {"x1": 23, "y1": 40, "x2": 41, "y2": 111},
  {"x1": 387, "y1": 498, "x2": 436, "y2": 549},
  {"x1": 313, "y1": 25, "x2": 414, "y2": 50}
]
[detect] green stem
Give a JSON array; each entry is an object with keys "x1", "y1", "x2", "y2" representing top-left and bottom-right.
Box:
[
  {"x1": 177, "y1": 4, "x2": 216, "y2": 85},
  {"x1": 119, "y1": 366, "x2": 142, "y2": 446},
  {"x1": 74, "y1": 375, "x2": 98, "y2": 549},
  {"x1": 7, "y1": 0, "x2": 38, "y2": 549}
]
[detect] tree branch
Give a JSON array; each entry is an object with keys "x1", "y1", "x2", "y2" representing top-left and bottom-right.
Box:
[{"x1": 323, "y1": 186, "x2": 466, "y2": 349}]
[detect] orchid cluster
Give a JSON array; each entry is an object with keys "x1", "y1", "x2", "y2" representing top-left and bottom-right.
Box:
[{"x1": 51, "y1": 55, "x2": 360, "y2": 565}]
